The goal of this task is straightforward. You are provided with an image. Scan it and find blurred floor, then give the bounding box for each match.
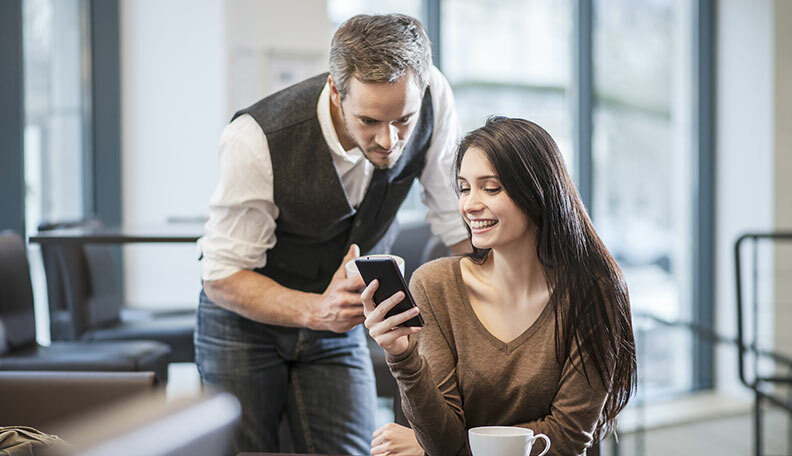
[604,406,791,456]
[168,364,792,455]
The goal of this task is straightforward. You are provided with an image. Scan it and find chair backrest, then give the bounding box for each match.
[38,220,123,339]
[0,231,37,353]
[0,370,158,430]
[391,222,433,283]
[51,391,240,456]
[420,234,450,265]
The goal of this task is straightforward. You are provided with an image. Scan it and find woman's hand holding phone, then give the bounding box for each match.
[362,279,422,357]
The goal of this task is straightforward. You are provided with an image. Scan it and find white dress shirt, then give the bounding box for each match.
[198,66,467,281]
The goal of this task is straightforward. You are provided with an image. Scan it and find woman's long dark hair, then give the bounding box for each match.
[454,117,637,439]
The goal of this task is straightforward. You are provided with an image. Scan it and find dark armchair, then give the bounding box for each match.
[37,220,196,362]
[0,231,171,382]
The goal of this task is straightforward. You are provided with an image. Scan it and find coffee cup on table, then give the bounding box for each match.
[345,254,406,280]
[468,426,550,456]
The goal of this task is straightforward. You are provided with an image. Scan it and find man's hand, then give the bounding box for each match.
[305,244,367,333]
[371,423,424,456]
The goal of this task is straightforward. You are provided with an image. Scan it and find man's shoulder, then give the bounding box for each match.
[234,73,328,134]
[426,65,452,95]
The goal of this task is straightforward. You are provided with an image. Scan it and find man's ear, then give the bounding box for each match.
[328,75,342,108]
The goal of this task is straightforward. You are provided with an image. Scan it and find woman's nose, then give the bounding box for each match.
[462,191,484,213]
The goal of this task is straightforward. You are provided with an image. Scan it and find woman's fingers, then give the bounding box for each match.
[361,279,379,314]
[368,306,419,338]
[372,326,421,349]
[364,285,408,329]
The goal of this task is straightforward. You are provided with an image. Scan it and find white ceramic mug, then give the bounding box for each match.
[468,426,550,456]
[345,254,406,279]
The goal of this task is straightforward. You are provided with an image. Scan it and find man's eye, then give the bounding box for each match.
[397,116,411,124]
[362,118,378,125]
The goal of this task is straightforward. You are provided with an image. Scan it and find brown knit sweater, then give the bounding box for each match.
[386,256,608,456]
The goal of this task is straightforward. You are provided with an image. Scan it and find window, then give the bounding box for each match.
[23,0,92,235]
[592,0,698,398]
[441,0,573,169]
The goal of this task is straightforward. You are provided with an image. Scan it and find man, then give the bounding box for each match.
[196,13,469,455]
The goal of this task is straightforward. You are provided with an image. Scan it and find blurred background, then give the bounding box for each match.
[1,0,791,454]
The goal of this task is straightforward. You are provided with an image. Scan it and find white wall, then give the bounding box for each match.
[119,1,330,306]
[224,0,331,113]
[773,0,792,359]
[120,0,227,306]
[713,0,792,394]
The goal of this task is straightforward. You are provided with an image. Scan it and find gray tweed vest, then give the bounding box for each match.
[232,73,434,294]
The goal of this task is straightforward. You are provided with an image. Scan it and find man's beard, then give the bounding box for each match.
[363,143,406,170]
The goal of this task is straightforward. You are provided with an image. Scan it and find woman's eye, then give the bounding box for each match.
[459,187,470,194]
[484,187,502,194]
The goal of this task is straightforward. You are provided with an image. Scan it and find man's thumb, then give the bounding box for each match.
[345,243,360,261]
[335,244,360,277]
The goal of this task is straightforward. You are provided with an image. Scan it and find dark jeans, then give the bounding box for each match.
[195,290,376,455]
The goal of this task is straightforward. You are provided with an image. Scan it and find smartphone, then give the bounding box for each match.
[354,256,425,327]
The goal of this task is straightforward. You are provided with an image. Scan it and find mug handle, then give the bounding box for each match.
[528,433,551,456]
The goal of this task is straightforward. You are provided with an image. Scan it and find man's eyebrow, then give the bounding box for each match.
[355,111,418,122]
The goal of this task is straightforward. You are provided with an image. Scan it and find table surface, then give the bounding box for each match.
[237,454,352,456]
[28,224,204,244]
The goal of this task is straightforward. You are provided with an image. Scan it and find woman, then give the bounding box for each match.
[363,117,637,456]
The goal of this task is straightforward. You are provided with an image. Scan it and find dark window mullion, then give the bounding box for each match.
[573,0,593,212]
[692,0,715,391]
[0,0,25,236]
[426,0,441,69]
[90,0,121,225]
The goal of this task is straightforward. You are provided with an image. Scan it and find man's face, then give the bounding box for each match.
[330,72,424,169]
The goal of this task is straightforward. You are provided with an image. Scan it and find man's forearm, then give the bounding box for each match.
[204,270,317,328]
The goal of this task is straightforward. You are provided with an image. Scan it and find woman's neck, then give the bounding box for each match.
[480,233,548,305]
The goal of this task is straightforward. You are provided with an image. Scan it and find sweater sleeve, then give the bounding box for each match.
[386,275,470,456]
[515,340,609,456]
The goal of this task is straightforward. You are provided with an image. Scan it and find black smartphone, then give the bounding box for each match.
[354,256,424,327]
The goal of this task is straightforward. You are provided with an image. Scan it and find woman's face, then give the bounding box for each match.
[457,147,531,251]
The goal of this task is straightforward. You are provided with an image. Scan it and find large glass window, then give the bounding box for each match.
[592,0,696,398]
[323,0,709,400]
[23,0,92,235]
[441,0,574,169]
[22,0,93,342]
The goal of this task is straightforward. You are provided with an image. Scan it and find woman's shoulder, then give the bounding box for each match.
[410,255,462,289]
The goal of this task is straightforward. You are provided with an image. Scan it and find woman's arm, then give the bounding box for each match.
[513,342,610,456]
[386,279,470,456]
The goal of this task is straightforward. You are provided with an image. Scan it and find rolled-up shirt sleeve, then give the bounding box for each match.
[198,114,278,282]
[420,66,468,247]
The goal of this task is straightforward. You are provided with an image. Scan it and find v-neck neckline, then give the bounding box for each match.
[452,257,554,354]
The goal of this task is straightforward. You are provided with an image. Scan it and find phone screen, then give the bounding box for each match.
[354,257,424,327]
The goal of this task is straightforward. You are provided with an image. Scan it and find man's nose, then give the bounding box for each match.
[376,124,398,150]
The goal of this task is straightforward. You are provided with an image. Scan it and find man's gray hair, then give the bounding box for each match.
[329,14,433,98]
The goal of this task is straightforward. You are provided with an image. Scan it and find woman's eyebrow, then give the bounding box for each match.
[457,175,499,182]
